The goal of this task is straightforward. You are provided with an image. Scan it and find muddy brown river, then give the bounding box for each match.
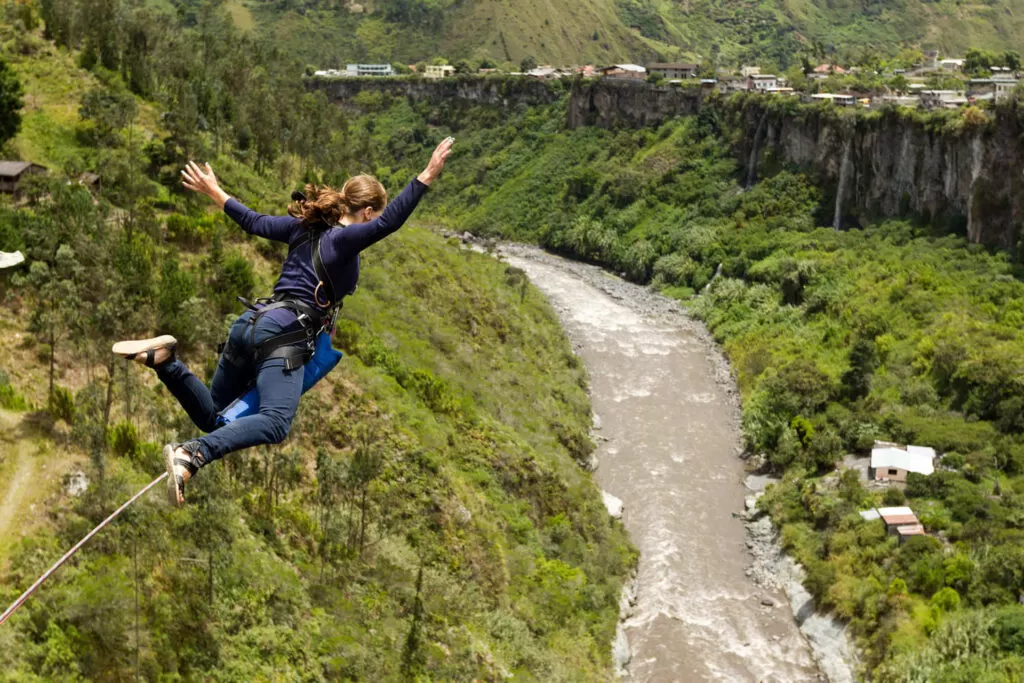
[502,247,822,682]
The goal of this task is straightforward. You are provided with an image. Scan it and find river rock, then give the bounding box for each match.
[603,491,624,519]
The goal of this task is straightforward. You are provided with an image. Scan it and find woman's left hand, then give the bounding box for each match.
[418,137,454,186]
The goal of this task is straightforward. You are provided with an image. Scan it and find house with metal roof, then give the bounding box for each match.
[599,64,647,80]
[0,161,47,194]
[646,63,699,79]
[860,506,927,544]
[871,441,935,481]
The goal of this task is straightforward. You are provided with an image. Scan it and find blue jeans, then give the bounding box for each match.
[156,310,305,465]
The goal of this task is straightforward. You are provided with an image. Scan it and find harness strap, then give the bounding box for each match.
[311,230,338,309]
[226,224,345,371]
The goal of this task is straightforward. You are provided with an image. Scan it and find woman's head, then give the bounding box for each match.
[288,175,387,226]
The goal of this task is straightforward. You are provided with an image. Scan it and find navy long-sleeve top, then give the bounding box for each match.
[223,178,428,324]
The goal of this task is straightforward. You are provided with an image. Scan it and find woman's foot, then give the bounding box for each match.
[112,335,178,368]
[162,441,206,507]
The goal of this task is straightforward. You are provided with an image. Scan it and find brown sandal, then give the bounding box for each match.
[162,441,206,507]
[112,335,178,368]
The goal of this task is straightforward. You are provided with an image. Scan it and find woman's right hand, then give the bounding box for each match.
[182,161,231,209]
[417,137,454,186]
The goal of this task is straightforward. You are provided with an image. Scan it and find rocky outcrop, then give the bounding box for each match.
[731,99,1024,251]
[567,79,705,129]
[308,75,564,112]
[565,81,1023,252]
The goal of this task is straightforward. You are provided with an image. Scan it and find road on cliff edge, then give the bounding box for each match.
[501,246,823,682]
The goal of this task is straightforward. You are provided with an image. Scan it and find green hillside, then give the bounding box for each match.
[0,14,634,680]
[213,0,1022,69]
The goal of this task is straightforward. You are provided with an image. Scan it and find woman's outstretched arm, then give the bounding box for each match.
[335,138,454,254]
[181,161,295,243]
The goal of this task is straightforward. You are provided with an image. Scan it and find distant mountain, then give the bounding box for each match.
[222,0,1023,68]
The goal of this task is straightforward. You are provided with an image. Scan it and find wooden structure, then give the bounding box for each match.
[0,161,47,194]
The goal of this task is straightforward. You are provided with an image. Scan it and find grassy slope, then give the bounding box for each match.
[0,33,633,678]
[0,222,634,678]
[8,38,162,173]
[9,41,100,170]
[230,0,1021,68]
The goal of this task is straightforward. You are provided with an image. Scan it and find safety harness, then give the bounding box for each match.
[233,225,345,371]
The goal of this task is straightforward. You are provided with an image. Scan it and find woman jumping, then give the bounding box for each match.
[113,138,454,506]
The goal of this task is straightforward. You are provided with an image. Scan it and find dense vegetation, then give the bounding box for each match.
[315,89,1024,679]
[0,9,635,681]
[156,0,1024,71]
[7,0,1024,678]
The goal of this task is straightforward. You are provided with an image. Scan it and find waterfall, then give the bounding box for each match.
[745,113,768,189]
[703,263,724,293]
[833,138,852,231]
[967,136,984,242]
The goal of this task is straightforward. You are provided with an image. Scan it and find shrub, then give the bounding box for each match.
[109,421,140,459]
[995,606,1024,655]
[49,385,76,424]
[884,487,907,506]
[0,369,29,411]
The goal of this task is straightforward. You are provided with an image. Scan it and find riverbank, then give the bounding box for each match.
[495,243,853,681]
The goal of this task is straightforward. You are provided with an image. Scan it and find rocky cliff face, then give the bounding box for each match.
[308,76,564,112]
[567,83,1023,252]
[732,100,1024,251]
[313,76,1023,252]
[567,79,705,129]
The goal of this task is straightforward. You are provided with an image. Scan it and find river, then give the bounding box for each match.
[501,246,825,682]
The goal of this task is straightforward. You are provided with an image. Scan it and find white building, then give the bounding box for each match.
[424,64,455,79]
[810,93,856,106]
[345,64,395,77]
[968,77,1019,102]
[870,442,936,481]
[748,74,778,91]
[939,58,965,71]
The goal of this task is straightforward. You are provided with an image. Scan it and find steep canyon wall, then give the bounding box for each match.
[730,100,1024,250]
[312,76,1024,252]
[308,75,564,112]
[569,81,1024,251]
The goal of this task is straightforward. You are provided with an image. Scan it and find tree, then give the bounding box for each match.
[965,48,997,77]
[0,55,24,146]
[887,74,909,94]
[15,247,83,402]
[842,337,878,400]
[520,56,537,73]
[79,85,139,145]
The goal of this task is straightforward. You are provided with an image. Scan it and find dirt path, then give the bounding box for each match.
[502,246,823,682]
[0,410,39,552]
[0,409,78,562]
